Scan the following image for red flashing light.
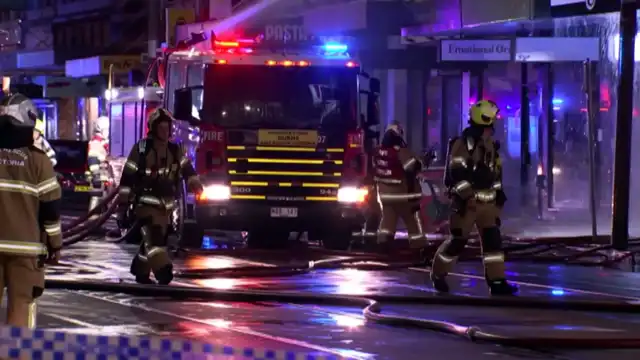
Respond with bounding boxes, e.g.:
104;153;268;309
215;59;227;64
298;61;310;66
346;61;357;68
282;60;294;67
266;60;277;66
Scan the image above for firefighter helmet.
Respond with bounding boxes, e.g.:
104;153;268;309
34;118;45;134
147;108;174;133
0;93;38;129
95;116;109;134
382;121;407;148
385;121;404;137
470;100;499;127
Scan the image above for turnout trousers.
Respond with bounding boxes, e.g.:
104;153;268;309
377;200;427;248
431;201;506;280
0;254;44;328
130;205;174;284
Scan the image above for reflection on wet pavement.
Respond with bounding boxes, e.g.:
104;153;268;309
15;241;640;359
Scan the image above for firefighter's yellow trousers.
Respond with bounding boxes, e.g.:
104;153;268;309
0;255;44;328
377;201;427;248
130;206;173;284
431;201;506;280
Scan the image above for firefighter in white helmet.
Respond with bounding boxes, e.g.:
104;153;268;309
0;93;62;328
87;116;110;216
373;121;428;252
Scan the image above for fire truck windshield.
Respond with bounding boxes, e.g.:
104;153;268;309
201;64;357;130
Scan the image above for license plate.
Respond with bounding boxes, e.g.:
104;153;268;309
74;185;91;192
270;207;298;218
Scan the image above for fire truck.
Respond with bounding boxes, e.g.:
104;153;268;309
158;32;381;250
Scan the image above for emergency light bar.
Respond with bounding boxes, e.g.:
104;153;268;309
174;31;357;67
104;86;163;102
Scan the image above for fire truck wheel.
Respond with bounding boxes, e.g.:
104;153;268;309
321;228;353;251
246;230;290;250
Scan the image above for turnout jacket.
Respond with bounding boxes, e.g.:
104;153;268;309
33;136;57;167
118;137;202;210
0;146;62;255
373;146;423;203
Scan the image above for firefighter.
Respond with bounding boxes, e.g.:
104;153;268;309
431;100;516;295
0;93;62;327
373;121;427;251
117;108;202;285
87;116;110;217
33;119;57;166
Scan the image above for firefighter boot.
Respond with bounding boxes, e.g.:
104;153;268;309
430;274;450;293
130;255;155;285
154;264;174;285
487;279;518;296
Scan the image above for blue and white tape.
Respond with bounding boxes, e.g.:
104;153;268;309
0;326;346;359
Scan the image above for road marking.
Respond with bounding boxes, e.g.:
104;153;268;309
59;256;368;359
41;312;100;328
71;290;368;359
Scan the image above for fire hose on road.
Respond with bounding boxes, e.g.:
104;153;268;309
55;191;640;350
45;274;640;350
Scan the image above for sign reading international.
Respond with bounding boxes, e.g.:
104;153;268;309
440;40;512;61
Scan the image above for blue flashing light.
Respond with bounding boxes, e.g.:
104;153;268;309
552;98;563;105
551;289;565;296
323;43;348;52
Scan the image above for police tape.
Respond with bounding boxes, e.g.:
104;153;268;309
0;326;346;359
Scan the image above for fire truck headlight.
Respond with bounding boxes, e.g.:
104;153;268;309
197;184;231;201
337;187;368;204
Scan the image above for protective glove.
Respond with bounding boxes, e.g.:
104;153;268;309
116;206;131;229
450;193;468;217
496;190;507;208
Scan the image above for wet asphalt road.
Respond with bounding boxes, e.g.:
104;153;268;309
9;230;638;360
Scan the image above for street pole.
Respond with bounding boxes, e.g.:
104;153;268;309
611;0;637;251
584;59;598;241
520;63;530;208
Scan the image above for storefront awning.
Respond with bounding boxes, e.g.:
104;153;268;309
65;55;142;78
401;0;620;43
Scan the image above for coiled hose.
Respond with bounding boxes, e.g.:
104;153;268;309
61;189;118;232
61;190;140;247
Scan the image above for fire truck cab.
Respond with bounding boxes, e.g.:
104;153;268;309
164;34;381;250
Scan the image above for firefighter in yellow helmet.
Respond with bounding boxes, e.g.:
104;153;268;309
117;108;203;285
0;93;62;327
373;121;428;251
431;100;515;295
33;119;57;167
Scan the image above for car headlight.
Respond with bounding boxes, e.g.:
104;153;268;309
337;186;368;204
197;184;231;201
